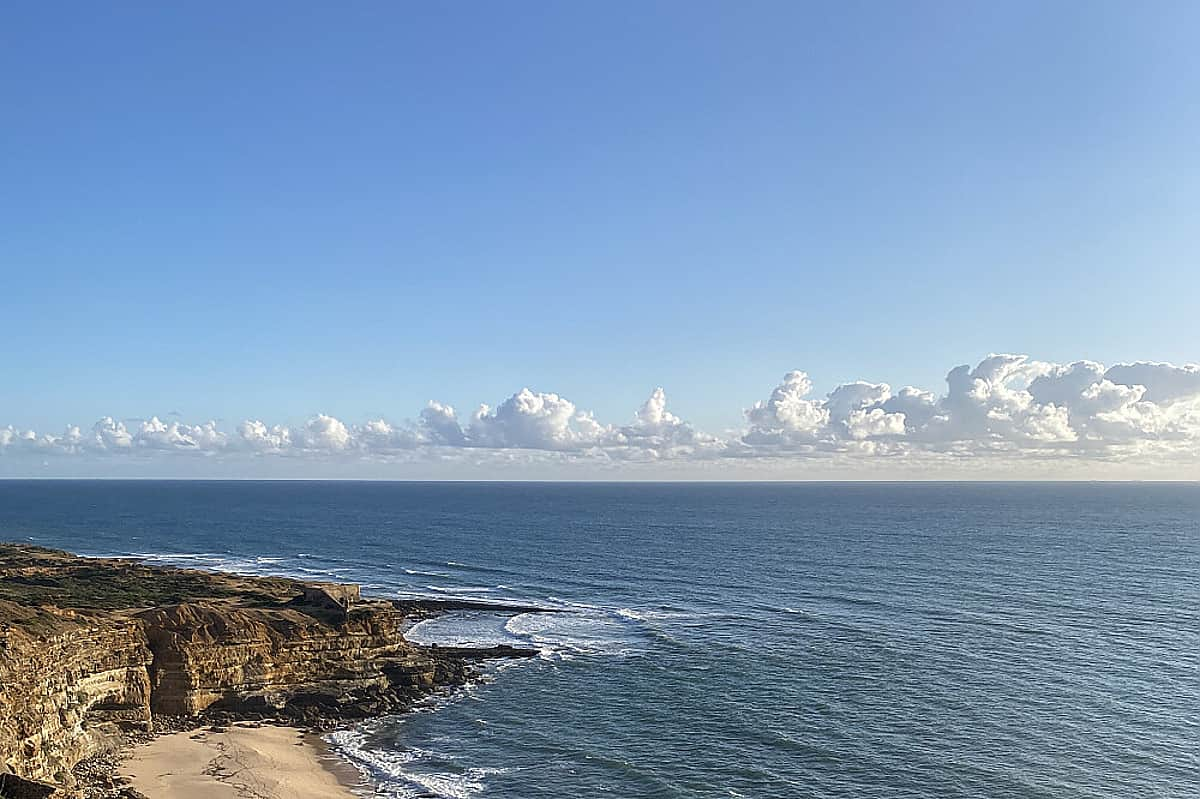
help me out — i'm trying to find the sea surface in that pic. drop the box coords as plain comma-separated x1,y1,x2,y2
1,481,1197,798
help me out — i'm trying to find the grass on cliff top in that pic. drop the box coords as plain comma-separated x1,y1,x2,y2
0,543,302,612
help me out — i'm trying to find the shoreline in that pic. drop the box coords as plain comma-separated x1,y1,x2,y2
0,543,542,796
120,722,369,799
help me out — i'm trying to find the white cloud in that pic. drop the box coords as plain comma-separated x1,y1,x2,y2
135,417,227,451
419,401,467,446
92,417,133,449
845,408,907,440
927,355,1072,444
3,353,1199,474
298,414,352,451
1103,361,1200,404
466,389,607,451
743,371,829,446
355,418,423,451
238,420,292,453
608,388,722,459
734,354,1200,461
879,386,938,431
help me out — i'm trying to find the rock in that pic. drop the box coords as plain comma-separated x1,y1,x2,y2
0,773,59,799
0,544,549,795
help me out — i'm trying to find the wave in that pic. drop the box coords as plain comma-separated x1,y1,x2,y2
327,713,508,798
404,614,514,648
614,605,698,622
403,568,451,577
424,584,495,595
503,605,648,659
444,560,512,576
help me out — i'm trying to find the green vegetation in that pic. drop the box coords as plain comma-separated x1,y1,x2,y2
0,544,300,612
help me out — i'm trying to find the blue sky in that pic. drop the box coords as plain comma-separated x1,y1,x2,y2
3,3,1199,477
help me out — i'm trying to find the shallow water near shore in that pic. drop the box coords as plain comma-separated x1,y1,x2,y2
2,481,1198,798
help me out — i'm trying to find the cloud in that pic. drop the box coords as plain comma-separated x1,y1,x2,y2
355,418,423,451
93,417,133,449
1103,362,1200,404
735,353,1200,461
3,353,1199,474
298,414,353,451
136,417,227,451
419,401,467,446
466,389,607,451
742,371,829,447
607,388,722,459
238,420,292,453
927,355,1074,444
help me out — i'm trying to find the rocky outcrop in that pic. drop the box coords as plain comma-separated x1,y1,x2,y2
138,601,470,722
0,546,538,797
0,607,151,787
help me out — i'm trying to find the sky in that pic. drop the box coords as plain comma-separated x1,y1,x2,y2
2,2,1199,479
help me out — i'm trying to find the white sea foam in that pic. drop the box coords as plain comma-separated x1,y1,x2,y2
503,606,645,659
403,568,451,577
424,584,494,594
327,713,508,798
615,606,700,622
404,612,521,648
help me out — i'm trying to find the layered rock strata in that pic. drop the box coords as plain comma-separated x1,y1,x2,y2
0,545,536,797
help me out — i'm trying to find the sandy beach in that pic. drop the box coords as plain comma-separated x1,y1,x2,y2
122,723,365,799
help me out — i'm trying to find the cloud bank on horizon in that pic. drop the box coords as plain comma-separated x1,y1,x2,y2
4,354,1200,475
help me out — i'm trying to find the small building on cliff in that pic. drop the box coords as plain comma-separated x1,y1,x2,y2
300,583,360,612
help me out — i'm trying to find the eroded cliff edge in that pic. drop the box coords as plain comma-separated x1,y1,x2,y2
0,544,534,796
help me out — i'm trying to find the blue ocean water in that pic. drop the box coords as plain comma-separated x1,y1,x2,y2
1,481,1197,798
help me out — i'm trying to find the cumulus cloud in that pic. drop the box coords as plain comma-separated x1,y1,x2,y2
238,420,292,452
466,389,607,451
419,401,467,446
355,418,422,451
136,417,227,451
736,353,1200,460
742,371,829,446
928,355,1074,444
3,354,1198,473
1103,362,1200,404
298,414,352,451
93,417,133,449
607,388,722,459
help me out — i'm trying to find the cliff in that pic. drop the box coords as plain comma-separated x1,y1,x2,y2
0,606,151,789
137,602,469,720
0,545,535,797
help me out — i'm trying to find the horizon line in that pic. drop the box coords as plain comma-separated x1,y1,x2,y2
0,477,1196,485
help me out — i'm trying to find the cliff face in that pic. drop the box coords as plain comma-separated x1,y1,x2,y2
0,546,534,796
138,602,468,720
0,606,151,786
0,600,462,790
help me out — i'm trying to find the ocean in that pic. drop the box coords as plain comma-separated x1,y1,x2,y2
0,481,1197,798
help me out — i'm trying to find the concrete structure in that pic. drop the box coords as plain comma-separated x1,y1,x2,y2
300,583,360,611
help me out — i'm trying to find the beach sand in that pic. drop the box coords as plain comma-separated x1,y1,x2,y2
122,723,365,799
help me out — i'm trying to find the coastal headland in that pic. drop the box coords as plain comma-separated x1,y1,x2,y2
0,544,541,798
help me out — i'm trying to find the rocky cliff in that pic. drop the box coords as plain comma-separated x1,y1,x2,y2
0,545,534,797
0,606,151,787
138,602,469,720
